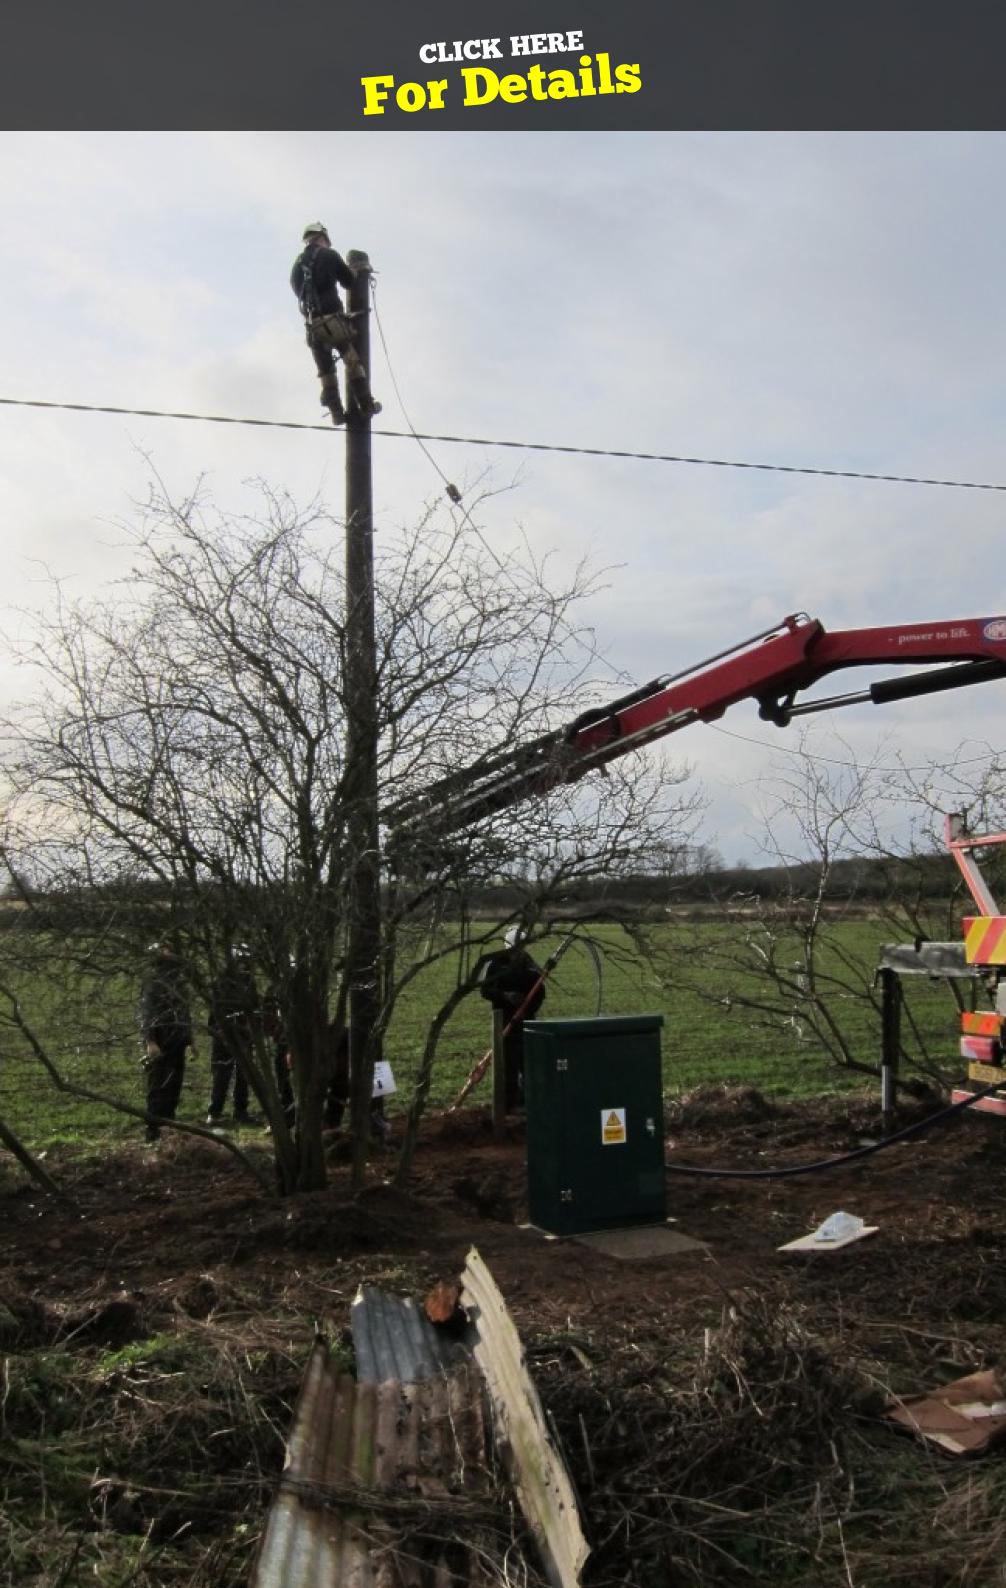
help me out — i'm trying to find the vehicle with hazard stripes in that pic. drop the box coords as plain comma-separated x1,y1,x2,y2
947,815,1006,1116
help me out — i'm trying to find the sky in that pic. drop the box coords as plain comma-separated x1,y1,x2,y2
1,129,1004,864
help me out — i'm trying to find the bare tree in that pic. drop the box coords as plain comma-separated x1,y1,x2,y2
1,480,698,1194
0,1102,61,1197
651,728,998,1090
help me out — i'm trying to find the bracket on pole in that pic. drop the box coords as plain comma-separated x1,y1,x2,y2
945,813,1004,918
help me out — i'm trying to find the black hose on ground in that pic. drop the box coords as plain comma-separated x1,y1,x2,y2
664,1080,1004,1180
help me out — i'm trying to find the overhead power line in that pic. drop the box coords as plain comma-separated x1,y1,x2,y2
707,721,1001,776
2,394,1006,493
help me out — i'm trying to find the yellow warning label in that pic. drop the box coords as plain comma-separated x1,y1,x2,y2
601,1107,627,1145
969,1060,1006,1084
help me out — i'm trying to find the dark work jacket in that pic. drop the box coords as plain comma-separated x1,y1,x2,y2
139,964,193,1051
479,950,545,1020
290,242,355,318
207,963,258,1042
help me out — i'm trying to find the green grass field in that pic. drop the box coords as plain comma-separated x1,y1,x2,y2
0,920,969,1149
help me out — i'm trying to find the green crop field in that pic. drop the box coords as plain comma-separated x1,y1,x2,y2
0,919,969,1150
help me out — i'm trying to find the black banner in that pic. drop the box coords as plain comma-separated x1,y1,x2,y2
1,0,1004,130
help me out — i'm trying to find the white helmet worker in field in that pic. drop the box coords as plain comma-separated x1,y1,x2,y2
480,927,545,1111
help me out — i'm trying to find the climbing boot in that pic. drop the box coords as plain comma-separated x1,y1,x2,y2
348,377,382,419
319,378,346,426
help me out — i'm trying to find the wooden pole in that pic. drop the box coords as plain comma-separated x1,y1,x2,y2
344,249,382,1187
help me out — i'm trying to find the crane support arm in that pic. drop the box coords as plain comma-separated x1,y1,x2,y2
386,612,1006,843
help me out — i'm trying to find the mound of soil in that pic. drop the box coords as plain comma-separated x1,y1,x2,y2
666,1080,779,1130
4,1096,1006,1585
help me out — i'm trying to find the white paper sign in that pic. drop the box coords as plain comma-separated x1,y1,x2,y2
372,1059,397,1097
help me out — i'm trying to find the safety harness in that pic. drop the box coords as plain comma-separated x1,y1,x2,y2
297,245,324,321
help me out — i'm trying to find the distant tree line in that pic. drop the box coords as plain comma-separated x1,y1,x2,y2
0,849,971,924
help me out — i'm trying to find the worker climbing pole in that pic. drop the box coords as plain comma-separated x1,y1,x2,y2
290,222,382,425
286,224,385,1183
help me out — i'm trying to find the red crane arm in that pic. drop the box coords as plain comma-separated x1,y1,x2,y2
387,613,1006,842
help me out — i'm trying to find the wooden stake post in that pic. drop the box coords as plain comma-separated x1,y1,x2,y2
492,1008,507,1129
879,966,901,1133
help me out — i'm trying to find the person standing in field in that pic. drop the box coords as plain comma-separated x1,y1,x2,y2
138,943,194,1143
205,944,258,1127
479,927,546,1109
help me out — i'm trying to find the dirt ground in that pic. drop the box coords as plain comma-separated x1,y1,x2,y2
6,1089,1005,1337
4,1088,1006,1586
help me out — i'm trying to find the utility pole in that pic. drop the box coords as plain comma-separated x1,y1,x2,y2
343,248,382,1186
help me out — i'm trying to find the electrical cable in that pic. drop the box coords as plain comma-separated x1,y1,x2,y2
663,1078,1004,1179
3,394,1006,493
11,387,999,777
706,722,1002,777
370,280,460,500
367,292,629,691
12,371,1005,709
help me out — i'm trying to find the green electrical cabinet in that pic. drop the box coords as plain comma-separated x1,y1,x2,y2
523,1014,666,1236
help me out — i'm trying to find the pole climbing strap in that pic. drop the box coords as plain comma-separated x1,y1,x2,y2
307,313,354,354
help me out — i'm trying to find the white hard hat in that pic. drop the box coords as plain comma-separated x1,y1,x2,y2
503,926,520,949
302,221,330,242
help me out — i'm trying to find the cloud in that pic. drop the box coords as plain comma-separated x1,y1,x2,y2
2,131,1006,859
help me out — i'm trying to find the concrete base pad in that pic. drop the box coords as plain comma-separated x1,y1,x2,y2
573,1224,708,1259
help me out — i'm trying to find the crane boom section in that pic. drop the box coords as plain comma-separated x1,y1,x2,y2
806,617,1006,670
387,613,1006,842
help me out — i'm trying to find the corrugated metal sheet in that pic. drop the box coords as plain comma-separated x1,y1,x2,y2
461,1248,589,1588
351,1286,469,1383
251,1336,490,1588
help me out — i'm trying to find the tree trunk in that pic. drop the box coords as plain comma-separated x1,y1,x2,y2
0,1111,62,1197
395,984,473,1187
288,979,330,1193
244,1033,299,1196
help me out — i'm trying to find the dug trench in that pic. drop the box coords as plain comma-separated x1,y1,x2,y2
3,1089,1006,1585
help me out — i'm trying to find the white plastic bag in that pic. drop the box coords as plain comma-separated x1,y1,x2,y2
812,1210,865,1243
